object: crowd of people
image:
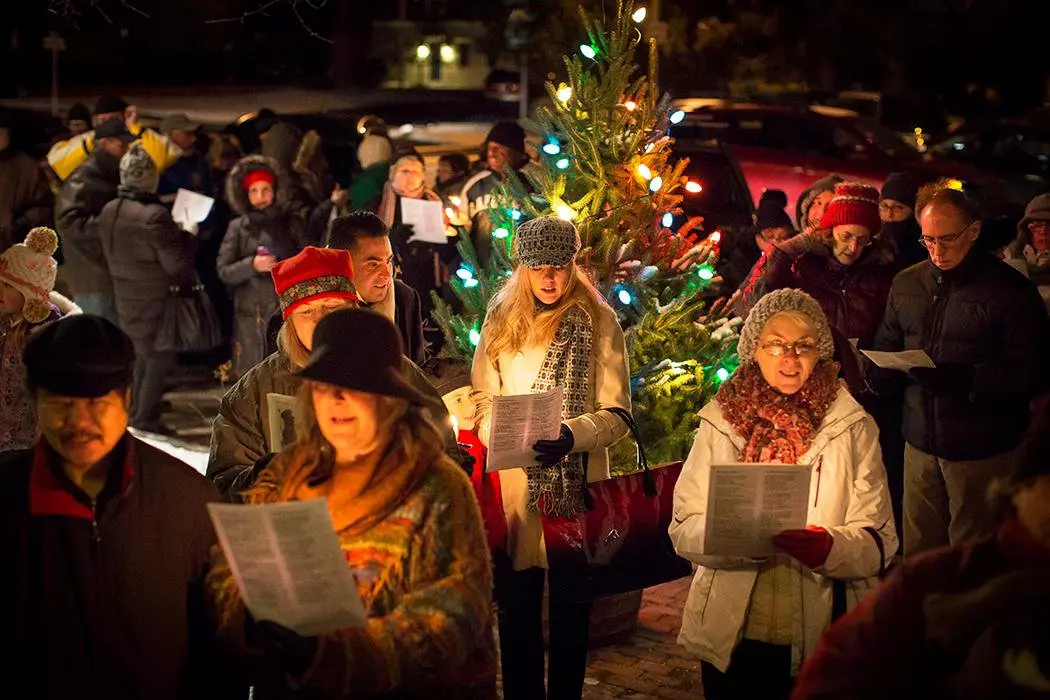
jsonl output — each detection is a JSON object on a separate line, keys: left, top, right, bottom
{"left": 0, "top": 92, "right": 1048, "bottom": 699}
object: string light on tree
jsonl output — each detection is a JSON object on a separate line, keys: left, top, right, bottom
{"left": 468, "top": 327, "right": 481, "bottom": 346}
{"left": 617, "top": 287, "right": 633, "bottom": 305}
{"left": 649, "top": 176, "right": 663, "bottom": 192}
{"left": 555, "top": 202, "right": 577, "bottom": 221}
{"left": 662, "top": 212, "right": 674, "bottom": 227}
{"left": 509, "top": 209, "right": 523, "bottom": 221}
{"left": 464, "top": 278, "right": 479, "bottom": 288}
{"left": 670, "top": 109, "right": 686, "bottom": 124}
{"left": 542, "top": 142, "right": 561, "bottom": 155}
{"left": 556, "top": 84, "right": 573, "bottom": 103}
{"left": 556, "top": 157, "right": 571, "bottom": 170}
{"left": 685, "top": 181, "right": 703, "bottom": 193}
{"left": 455, "top": 266, "right": 474, "bottom": 281}
{"left": 697, "top": 265, "right": 715, "bottom": 281}
{"left": 716, "top": 367, "right": 731, "bottom": 383}
{"left": 624, "top": 100, "right": 637, "bottom": 111}
{"left": 580, "top": 44, "right": 597, "bottom": 59}
{"left": 636, "top": 163, "right": 652, "bottom": 180}
{"left": 709, "top": 231, "right": 722, "bottom": 244}
{"left": 631, "top": 6, "right": 647, "bottom": 22}
{"left": 493, "top": 227, "right": 510, "bottom": 239}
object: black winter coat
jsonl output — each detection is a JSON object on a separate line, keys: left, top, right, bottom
{"left": 98, "top": 189, "right": 195, "bottom": 340}
{"left": 54, "top": 148, "right": 122, "bottom": 295}
{"left": 0, "top": 436, "right": 240, "bottom": 699}
{"left": 873, "top": 251, "right": 1050, "bottom": 460}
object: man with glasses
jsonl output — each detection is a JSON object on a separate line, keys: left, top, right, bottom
{"left": 873, "top": 188, "right": 1050, "bottom": 557}
{"left": 1008, "top": 193, "right": 1050, "bottom": 313}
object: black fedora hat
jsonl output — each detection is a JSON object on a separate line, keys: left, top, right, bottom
{"left": 298, "top": 308, "right": 434, "bottom": 407}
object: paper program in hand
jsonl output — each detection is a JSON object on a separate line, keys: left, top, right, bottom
{"left": 400, "top": 198, "right": 448, "bottom": 244}
{"left": 486, "top": 387, "right": 564, "bottom": 472}
{"left": 172, "top": 188, "right": 215, "bottom": 228}
{"left": 861, "top": 349, "right": 936, "bottom": 372}
{"left": 208, "top": 500, "right": 366, "bottom": 637}
{"left": 703, "top": 463, "right": 812, "bottom": 558}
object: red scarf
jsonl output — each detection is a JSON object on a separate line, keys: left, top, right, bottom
{"left": 716, "top": 361, "right": 840, "bottom": 464}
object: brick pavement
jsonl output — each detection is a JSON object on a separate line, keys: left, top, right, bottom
{"left": 581, "top": 577, "right": 702, "bottom": 699}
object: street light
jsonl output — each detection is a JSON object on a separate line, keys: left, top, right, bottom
{"left": 439, "top": 44, "right": 456, "bottom": 63}
{"left": 416, "top": 44, "right": 431, "bottom": 60}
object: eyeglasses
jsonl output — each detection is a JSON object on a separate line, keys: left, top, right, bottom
{"left": 760, "top": 339, "right": 819, "bottom": 358}
{"left": 919, "top": 220, "right": 975, "bottom": 250}
{"left": 1029, "top": 221, "right": 1050, "bottom": 234}
{"left": 836, "top": 230, "right": 873, "bottom": 248}
{"left": 879, "top": 201, "right": 909, "bottom": 216}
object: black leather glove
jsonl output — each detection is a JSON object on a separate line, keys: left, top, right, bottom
{"left": 390, "top": 223, "right": 417, "bottom": 245}
{"left": 456, "top": 443, "right": 476, "bottom": 477}
{"left": 532, "top": 424, "right": 574, "bottom": 467}
{"left": 253, "top": 619, "right": 319, "bottom": 679}
{"left": 909, "top": 363, "right": 975, "bottom": 396}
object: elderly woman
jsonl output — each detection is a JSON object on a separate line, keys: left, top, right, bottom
{"left": 670, "top": 289, "right": 897, "bottom": 700}
{"left": 207, "top": 246, "right": 452, "bottom": 500}
{"left": 209, "top": 308, "right": 496, "bottom": 698}
{"left": 471, "top": 216, "right": 631, "bottom": 700}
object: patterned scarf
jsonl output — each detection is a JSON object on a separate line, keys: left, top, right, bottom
{"left": 715, "top": 360, "right": 840, "bottom": 464}
{"left": 527, "top": 303, "right": 593, "bottom": 517}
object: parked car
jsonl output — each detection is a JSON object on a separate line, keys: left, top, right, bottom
{"left": 669, "top": 138, "right": 757, "bottom": 291}
{"left": 814, "top": 91, "right": 950, "bottom": 152}
{"left": 484, "top": 69, "right": 522, "bottom": 102}
{"left": 927, "top": 118, "right": 1050, "bottom": 209}
{"left": 671, "top": 102, "right": 1008, "bottom": 215}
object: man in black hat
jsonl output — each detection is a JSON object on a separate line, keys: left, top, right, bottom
{"left": 0, "top": 315, "right": 238, "bottom": 699}
{"left": 65, "top": 102, "right": 92, "bottom": 137}
{"left": 54, "top": 119, "right": 137, "bottom": 323}
{"left": 459, "top": 120, "right": 535, "bottom": 265}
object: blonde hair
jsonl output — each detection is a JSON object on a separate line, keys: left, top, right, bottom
{"left": 277, "top": 299, "right": 359, "bottom": 369}
{"left": 483, "top": 262, "right": 604, "bottom": 363}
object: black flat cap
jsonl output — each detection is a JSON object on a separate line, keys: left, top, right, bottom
{"left": 94, "top": 119, "right": 135, "bottom": 142}
{"left": 24, "top": 315, "right": 134, "bottom": 398}
{"left": 94, "top": 94, "right": 129, "bottom": 116}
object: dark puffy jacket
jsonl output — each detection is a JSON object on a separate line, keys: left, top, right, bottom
{"left": 873, "top": 251, "right": 1050, "bottom": 460}
{"left": 54, "top": 148, "right": 122, "bottom": 295}
{"left": 98, "top": 189, "right": 195, "bottom": 339}
{"left": 753, "top": 233, "right": 897, "bottom": 348}
{"left": 0, "top": 148, "right": 53, "bottom": 250}
{"left": 217, "top": 156, "right": 306, "bottom": 375}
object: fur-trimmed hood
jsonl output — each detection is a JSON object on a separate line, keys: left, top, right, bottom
{"left": 226, "top": 154, "right": 294, "bottom": 217}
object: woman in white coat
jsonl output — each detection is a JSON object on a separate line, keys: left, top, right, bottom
{"left": 471, "top": 216, "right": 631, "bottom": 700}
{"left": 670, "top": 288, "right": 897, "bottom": 700}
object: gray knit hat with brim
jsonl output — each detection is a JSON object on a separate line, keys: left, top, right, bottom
{"left": 514, "top": 217, "right": 581, "bottom": 267}
{"left": 738, "top": 289, "right": 835, "bottom": 362}
{"left": 119, "top": 143, "right": 159, "bottom": 193}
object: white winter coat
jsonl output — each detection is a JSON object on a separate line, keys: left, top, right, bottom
{"left": 669, "top": 385, "right": 897, "bottom": 674}
{"left": 471, "top": 301, "right": 631, "bottom": 570}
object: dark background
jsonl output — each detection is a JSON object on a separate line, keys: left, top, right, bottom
{"left": 2, "top": 0, "right": 1048, "bottom": 115}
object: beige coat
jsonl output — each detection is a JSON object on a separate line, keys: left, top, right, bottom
{"left": 669, "top": 387, "right": 898, "bottom": 674}
{"left": 471, "top": 301, "right": 631, "bottom": 570}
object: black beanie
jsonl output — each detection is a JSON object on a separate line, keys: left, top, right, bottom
{"left": 485, "top": 121, "right": 526, "bottom": 154}
{"left": 756, "top": 191, "right": 794, "bottom": 232}
{"left": 94, "top": 94, "right": 129, "bottom": 116}
{"left": 881, "top": 172, "right": 920, "bottom": 210}
{"left": 25, "top": 315, "right": 134, "bottom": 398}
{"left": 67, "top": 103, "right": 91, "bottom": 124}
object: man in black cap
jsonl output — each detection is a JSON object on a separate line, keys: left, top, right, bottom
{"left": 65, "top": 102, "right": 92, "bottom": 137}
{"left": 879, "top": 172, "right": 928, "bottom": 271}
{"left": 459, "top": 120, "right": 535, "bottom": 265}
{"left": 54, "top": 119, "right": 137, "bottom": 323}
{"left": 0, "top": 315, "right": 238, "bottom": 699}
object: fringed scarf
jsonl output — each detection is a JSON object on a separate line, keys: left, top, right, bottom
{"left": 715, "top": 360, "right": 841, "bottom": 464}
{"left": 527, "top": 303, "right": 593, "bottom": 517}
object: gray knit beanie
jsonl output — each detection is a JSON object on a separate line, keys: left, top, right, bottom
{"left": 515, "top": 217, "right": 581, "bottom": 267}
{"left": 737, "top": 289, "right": 835, "bottom": 362}
{"left": 119, "top": 143, "right": 159, "bottom": 193}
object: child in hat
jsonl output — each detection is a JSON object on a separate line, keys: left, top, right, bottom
{"left": 0, "top": 226, "right": 61, "bottom": 450}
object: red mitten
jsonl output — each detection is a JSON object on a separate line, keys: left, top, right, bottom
{"left": 773, "top": 526, "right": 833, "bottom": 569}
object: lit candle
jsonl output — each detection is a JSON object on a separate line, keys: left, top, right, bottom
{"left": 450, "top": 415, "right": 459, "bottom": 438}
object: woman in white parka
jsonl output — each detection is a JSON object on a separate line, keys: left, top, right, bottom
{"left": 670, "top": 288, "right": 897, "bottom": 700}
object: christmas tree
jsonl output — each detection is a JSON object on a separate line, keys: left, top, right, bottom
{"left": 432, "top": 0, "right": 741, "bottom": 465}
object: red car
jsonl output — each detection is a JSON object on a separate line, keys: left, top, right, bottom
{"left": 672, "top": 102, "right": 999, "bottom": 218}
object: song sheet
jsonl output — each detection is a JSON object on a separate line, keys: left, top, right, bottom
{"left": 208, "top": 500, "right": 366, "bottom": 637}
{"left": 703, "top": 463, "right": 812, "bottom": 558}
{"left": 486, "top": 386, "right": 564, "bottom": 472}
{"left": 860, "top": 349, "right": 936, "bottom": 372}
{"left": 400, "top": 198, "right": 448, "bottom": 244}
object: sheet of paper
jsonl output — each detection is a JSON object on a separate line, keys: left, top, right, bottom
{"left": 860, "top": 349, "right": 936, "bottom": 372}
{"left": 486, "top": 387, "right": 564, "bottom": 472}
{"left": 266, "top": 393, "right": 299, "bottom": 453}
{"left": 400, "top": 198, "right": 448, "bottom": 244}
{"left": 703, "top": 463, "right": 812, "bottom": 558}
{"left": 208, "top": 500, "right": 366, "bottom": 637}
{"left": 172, "top": 188, "right": 215, "bottom": 226}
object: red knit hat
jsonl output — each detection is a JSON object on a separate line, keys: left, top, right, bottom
{"left": 819, "top": 182, "right": 881, "bottom": 234}
{"left": 271, "top": 247, "right": 360, "bottom": 318}
{"left": 243, "top": 168, "right": 275, "bottom": 192}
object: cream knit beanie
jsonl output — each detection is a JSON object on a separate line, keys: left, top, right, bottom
{"left": 0, "top": 227, "right": 59, "bottom": 323}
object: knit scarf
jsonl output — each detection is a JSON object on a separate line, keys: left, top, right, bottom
{"left": 527, "top": 303, "right": 593, "bottom": 517}
{"left": 715, "top": 360, "right": 840, "bottom": 464}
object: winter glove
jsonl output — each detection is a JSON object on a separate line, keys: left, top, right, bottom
{"left": 773, "top": 526, "right": 833, "bottom": 569}
{"left": 390, "top": 223, "right": 418, "bottom": 245}
{"left": 252, "top": 619, "right": 319, "bottom": 679}
{"left": 532, "top": 424, "right": 575, "bottom": 467}
{"left": 456, "top": 442, "right": 476, "bottom": 477}
{"left": 909, "top": 363, "right": 975, "bottom": 396}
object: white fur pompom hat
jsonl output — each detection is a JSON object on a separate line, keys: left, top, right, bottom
{"left": 0, "top": 227, "right": 59, "bottom": 323}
